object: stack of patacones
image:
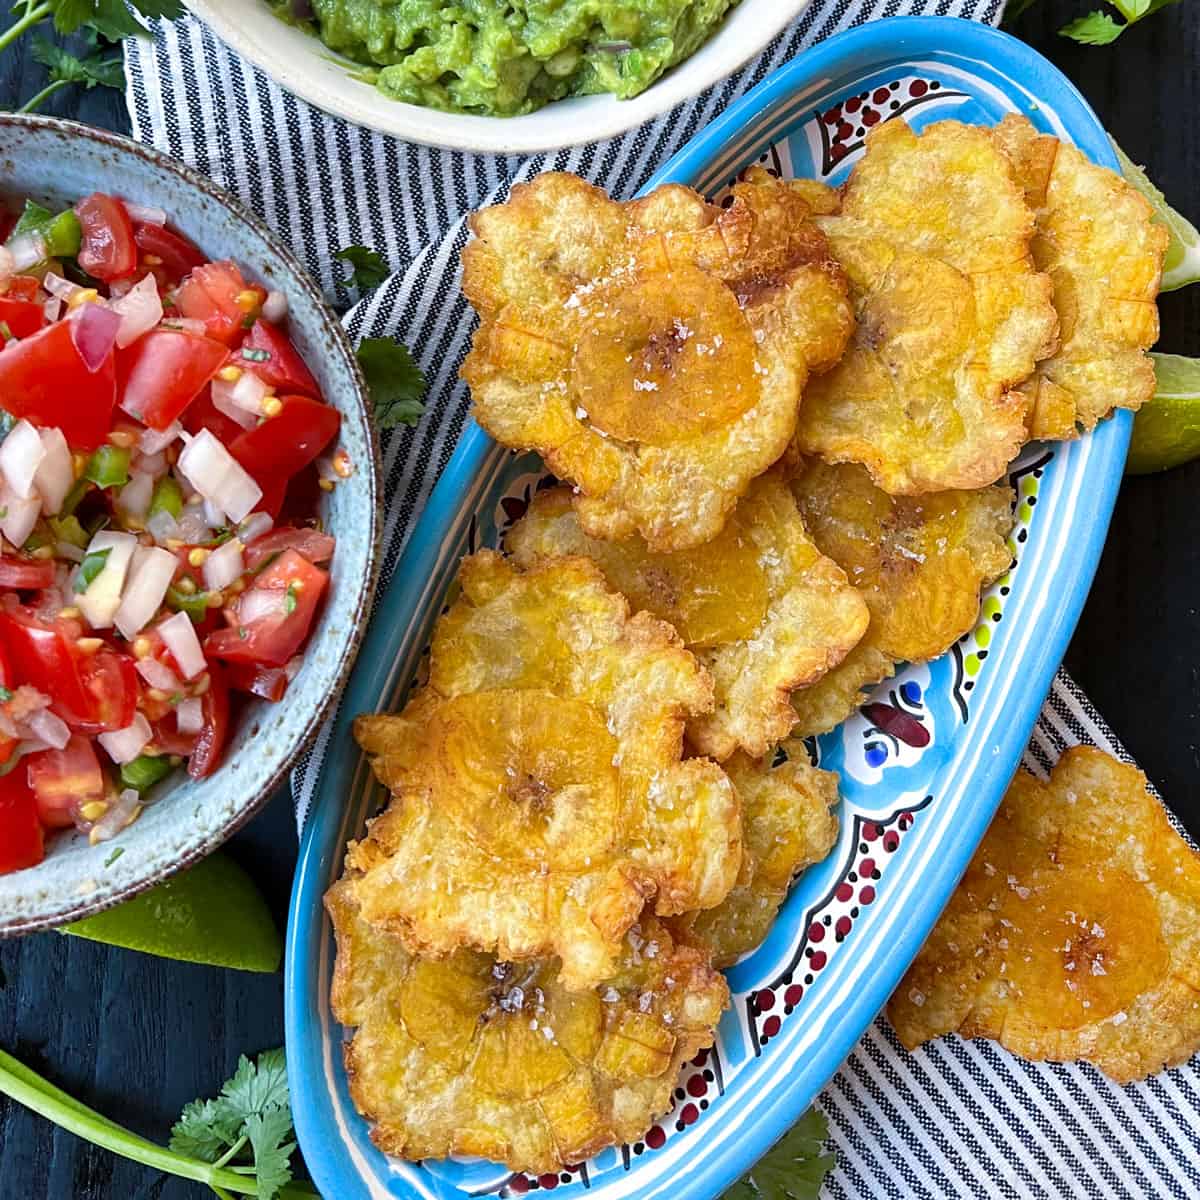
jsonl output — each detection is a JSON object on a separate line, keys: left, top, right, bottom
{"left": 326, "top": 116, "right": 1167, "bottom": 1174}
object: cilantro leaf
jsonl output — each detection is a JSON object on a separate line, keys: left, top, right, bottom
{"left": 335, "top": 244, "right": 389, "bottom": 291}
{"left": 356, "top": 337, "right": 427, "bottom": 429}
{"left": 32, "top": 36, "right": 123, "bottom": 89}
{"left": 1060, "top": 10, "right": 1127, "bottom": 42}
{"left": 169, "top": 1096, "right": 242, "bottom": 1160}
{"left": 245, "top": 1106, "right": 296, "bottom": 1200}
{"left": 52, "top": 0, "right": 184, "bottom": 38}
{"left": 722, "top": 1109, "right": 836, "bottom": 1200}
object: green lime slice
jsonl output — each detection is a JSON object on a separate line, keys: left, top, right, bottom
{"left": 1127, "top": 353, "right": 1200, "bottom": 475}
{"left": 1112, "top": 138, "right": 1200, "bottom": 293}
{"left": 62, "top": 851, "right": 282, "bottom": 973}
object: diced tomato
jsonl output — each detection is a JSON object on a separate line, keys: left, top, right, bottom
{"left": 253, "top": 473, "right": 289, "bottom": 522}
{"left": 183, "top": 385, "right": 246, "bottom": 447}
{"left": 0, "top": 294, "right": 46, "bottom": 339}
{"left": 133, "top": 222, "right": 206, "bottom": 281}
{"left": 205, "top": 549, "right": 327, "bottom": 668}
{"left": 4, "top": 276, "right": 40, "bottom": 301}
{"left": 0, "top": 606, "right": 92, "bottom": 726}
{"left": 0, "top": 557, "right": 56, "bottom": 590}
{"left": 226, "top": 662, "right": 289, "bottom": 702}
{"left": 76, "top": 650, "right": 138, "bottom": 734}
{"left": 118, "top": 328, "right": 228, "bottom": 430}
{"left": 76, "top": 193, "right": 137, "bottom": 282}
{"left": 244, "top": 527, "right": 335, "bottom": 571}
{"left": 239, "top": 320, "right": 319, "bottom": 398}
{"left": 0, "top": 319, "right": 115, "bottom": 448}
{"left": 176, "top": 261, "right": 263, "bottom": 345}
{"left": 228, "top": 395, "right": 340, "bottom": 481}
{"left": 0, "top": 642, "right": 16, "bottom": 768}
{"left": 188, "top": 662, "right": 229, "bottom": 779}
{"left": 27, "top": 736, "right": 105, "bottom": 831}
{"left": 0, "top": 768, "right": 43, "bottom": 873}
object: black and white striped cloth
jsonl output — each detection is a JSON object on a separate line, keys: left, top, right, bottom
{"left": 125, "top": 6, "right": 1200, "bottom": 1196}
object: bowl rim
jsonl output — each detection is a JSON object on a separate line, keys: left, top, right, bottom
{"left": 0, "top": 112, "right": 382, "bottom": 936}
{"left": 283, "top": 16, "right": 1129, "bottom": 1199}
{"left": 183, "top": 0, "right": 810, "bottom": 154}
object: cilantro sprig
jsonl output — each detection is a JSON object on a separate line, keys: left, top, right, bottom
{"left": 357, "top": 336, "right": 427, "bottom": 429}
{"left": 335, "top": 244, "right": 389, "bottom": 291}
{"left": 0, "top": 1045, "right": 316, "bottom": 1200}
{"left": 0, "top": 0, "right": 183, "bottom": 114}
{"left": 1006, "top": 0, "right": 1180, "bottom": 45}
{"left": 723, "top": 1109, "right": 837, "bottom": 1200}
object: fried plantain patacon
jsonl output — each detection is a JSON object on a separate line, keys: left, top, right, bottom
{"left": 461, "top": 170, "right": 853, "bottom": 552}
{"left": 349, "top": 551, "right": 742, "bottom": 991}
{"left": 889, "top": 747, "right": 1200, "bottom": 1083}
{"left": 992, "top": 115, "right": 1168, "bottom": 440}
{"left": 793, "top": 118, "right": 1059, "bottom": 494}
{"left": 328, "top": 880, "right": 729, "bottom": 1173}
{"left": 674, "top": 741, "right": 840, "bottom": 966}
{"left": 789, "top": 459, "right": 1014, "bottom": 735}
{"left": 506, "top": 473, "right": 868, "bottom": 761}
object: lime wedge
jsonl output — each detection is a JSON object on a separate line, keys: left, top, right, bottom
{"left": 1127, "top": 353, "right": 1200, "bottom": 475}
{"left": 62, "top": 851, "right": 282, "bottom": 973}
{"left": 1112, "top": 138, "right": 1200, "bottom": 293}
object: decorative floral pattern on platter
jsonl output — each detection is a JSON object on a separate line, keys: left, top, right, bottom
{"left": 334, "top": 64, "right": 1078, "bottom": 1198}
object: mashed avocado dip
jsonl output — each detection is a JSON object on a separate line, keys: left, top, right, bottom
{"left": 278, "top": 0, "right": 740, "bottom": 116}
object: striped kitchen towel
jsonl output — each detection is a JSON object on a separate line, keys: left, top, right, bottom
{"left": 125, "top": 4, "right": 1200, "bottom": 1197}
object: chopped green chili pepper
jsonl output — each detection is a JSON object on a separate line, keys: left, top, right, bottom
{"left": 166, "top": 586, "right": 212, "bottom": 623}
{"left": 120, "top": 755, "right": 174, "bottom": 793}
{"left": 9, "top": 201, "right": 83, "bottom": 261}
{"left": 74, "top": 547, "right": 111, "bottom": 593}
{"left": 149, "top": 476, "right": 184, "bottom": 520}
{"left": 83, "top": 445, "right": 131, "bottom": 490}
{"left": 49, "top": 515, "right": 89, "bottom": 550}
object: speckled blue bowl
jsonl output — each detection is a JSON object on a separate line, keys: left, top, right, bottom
{"left": 0, "top": 114, "right": 380, "bottom": 935}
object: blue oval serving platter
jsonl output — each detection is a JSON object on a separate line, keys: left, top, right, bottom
{"left": 285, "top": 17, "right": 1130, "bottom": 1200}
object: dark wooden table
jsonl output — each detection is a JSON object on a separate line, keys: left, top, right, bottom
{"left": 2, "top": 5, "right": 1198, "bottom": 1197}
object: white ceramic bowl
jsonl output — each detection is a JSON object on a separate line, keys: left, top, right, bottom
{"left": 184, "top": 0, "right": 808, "bottom": 153}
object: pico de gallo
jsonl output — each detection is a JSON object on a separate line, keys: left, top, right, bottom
{"left": 0, "top": 192, "right": 348, "bottom": 875}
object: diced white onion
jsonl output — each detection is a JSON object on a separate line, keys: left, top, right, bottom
{"left": 210, "top": 378, "right": 259, "bottom": 430}
{"left": 114, "top": 546, "right": 177, "bottom": 639}
{"left": 76, "top": 531, "right": 137, "bottom": 630}
{"left": 0, "top": 484, "right": 40, "bottom": 548}
{"left": 116, "top": 470, "right": 155, "bottom": 521}
{"left": 98, "top": 713, "right": 153, "bottom": 764}
{"left": 314, "top": 455, "right": 338, "bottom": 483}
{"left": 42, "top": 271, "right": 82, "bottom": 301}
{"left": 124, "top": 201, "right": 166, "bottom": 226}
{"left": 146, "top": 508, "right": 179, "bottom": 545}
{"left": 161, "top": 317, "right": 206, "bottom": 336}
{"left": 139, "top": 421, "right": 182, "bottom": 455}
{"left": 33, "top": 428, "right": 72, "bottom": 515}
{"left": 8, "top": 233, "right": 45, "bottom": 272}
{"left": 111, "top": 274, "right": 163, "bottom": 349}
{"left": 158, "top": 610, "right": 206, "bottom": 680}
{"left": 237, "top": 512, "right": 273, "bottom": 542}
{"left": 42, "top": 295, "right": 61, "bottom": 323}
{"left": 136, "top": 450, "right": 168, "bottom": 478}
{"left": 136, "top": 656, "right": 182, "bottom": 693}
{"left": 28, "top": 707, "right": 70, "bottom": 751}
{"left": 0, "top": 245, "right": 13, "bottom": 283}
{"left": 89, "top": 788, "right": 143, "bottom": 841}
{"left": 261, "top": 290, "right": 288, "bottom": 323}
{"left": 0, "top": 420, "right": 46, "bottom": 499}
{"left": 175, "top": 697, "right": 204, "bottom": 735}
{"left": 202, "top": 498, "right": 224, "bottom": 528}
{"left": 237, "top": 587, "right": 284, "bottom": 626}
{"left": 203, "top": 537, "right": 244, "bottom": 591}
{"left": 176, "top": 507, "right": 212, "bottom": 545}
{"left": 177, "top": 429, "right": 262, "bottom": 524}
{"left": 230, "top": 370, "right": 270, "bottom": 414}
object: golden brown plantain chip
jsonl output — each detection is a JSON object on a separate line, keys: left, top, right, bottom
{"left": 674, "top": 741, "right": 840, "bottom": 967}
{"left": 348, "top": 551, "right": 742, "bottom": 991}
{"left": 992, "top": 115, "right": 1168, "bottom": 439}
{"left": 328, "top": 880, "right": 729, "bottom": 1173}
{"left": 789, "top": 459, "right": 1013, "bottom": 735}
{"left": 461, "top": 170, "right": 853, "bottom": 551}
{"left": 888, "top": 747, "right": 1200, "bottom": 1083}
{"left": 793, "top": 118, "right": 1059, "bottom": 494}
{"left": 506, "top": 472, "right": 869, "bottom": 760}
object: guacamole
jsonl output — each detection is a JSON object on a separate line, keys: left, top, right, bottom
{"left": 278, "top": 0, "right": 741, "bottom": 116}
